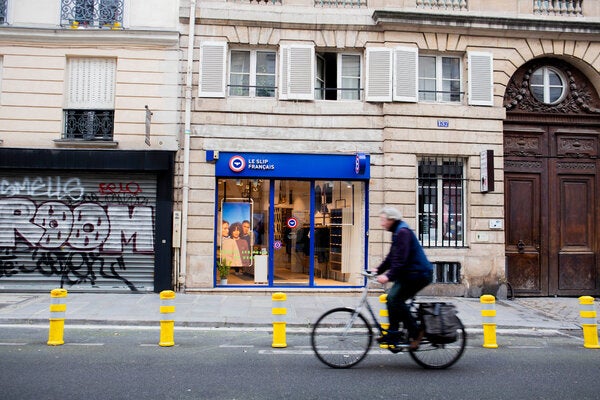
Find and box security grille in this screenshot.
[0,172,157,292]
[432,262,461,284]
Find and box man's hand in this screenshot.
[376,274,389,284]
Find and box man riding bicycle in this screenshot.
[375,206,433,350]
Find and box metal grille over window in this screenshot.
[418,157,466,248]
[432,262,461,284]
[0,0,7,24]
[60,0,124,29]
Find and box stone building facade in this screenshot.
[0,0,180,292]
[177,0,600,297]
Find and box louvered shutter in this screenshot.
[468,51,494,106]
[365,48,392,102]
[199,41,227,98]
[393,46,418,102]
[66,58,116,109]
[284,44,314,101]
[279,46,289,100]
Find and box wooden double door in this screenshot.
[504,124,600,296]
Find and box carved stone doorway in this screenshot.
[504,58,600,296]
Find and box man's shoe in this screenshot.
[377,335,399,347]
[409,330,425,350]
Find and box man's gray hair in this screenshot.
[380,206,403,221]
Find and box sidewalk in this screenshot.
[0,291,590,334]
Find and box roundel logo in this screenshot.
[229,155,246,173]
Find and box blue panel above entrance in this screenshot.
[214,152,370,179]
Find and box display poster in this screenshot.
[220,201,253,268]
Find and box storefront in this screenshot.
[212,151,370,288]
[0,149,175,293]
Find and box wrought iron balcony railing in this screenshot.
[60,0,124,29]
[63,110,114,141]
[0,0,7,25]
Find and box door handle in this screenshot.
[517,240,525,253]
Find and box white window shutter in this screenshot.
[279,45,289,100]
[286,44,314,101]
[199,41,227,98]
[365,48,392,102]
[393,46,418,102]
[67,58,116,109]
[468,51,494,106]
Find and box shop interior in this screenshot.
[216,178,365,287]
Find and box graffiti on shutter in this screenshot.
[0,172,157,292]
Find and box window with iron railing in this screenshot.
[63,57,116,141]
[315,53,362,101]
[534,0,583,16]
[229,50,276,98]
[60,0,124,29]
[419,55,462,103]
[0,0,7,24]
[418,157,466,248]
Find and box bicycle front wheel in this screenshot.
[409,317,467,369]
[310,307,373,369]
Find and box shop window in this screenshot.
[63,57,116,141]
[530,66,566,104]
[229,50,276,98]
[216,178,365,287]
[418,157,466,248]
[419,55,461,102]
[315,53,362,100]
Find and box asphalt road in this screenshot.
[0,325,598,400]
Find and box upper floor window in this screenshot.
[198,42,494,106]
[229,50,276,98]
[0,0,7,25]
[418,157,466,248]
[530,66,566,104]
[419,55,461,102]
[60,0,124,29]
[316,53,361,101]
[63,57,116,141]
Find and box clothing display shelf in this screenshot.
[329,208,352,281]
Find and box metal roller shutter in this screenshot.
[0,172,157,293]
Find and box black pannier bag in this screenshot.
[419,302,460,344]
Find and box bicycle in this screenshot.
[310,271,467,369]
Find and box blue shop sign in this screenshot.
[212,152,370,179]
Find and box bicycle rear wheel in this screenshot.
[311,307,373,369]
[409,317,467,369]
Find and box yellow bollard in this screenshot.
[159,290,176,347]
[47,288,68,346]
[480,294,498,349]
[579,296,600,349]
[272,292,287,348]
[379,294,389,348]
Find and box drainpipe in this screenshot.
[179,0,197,291]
